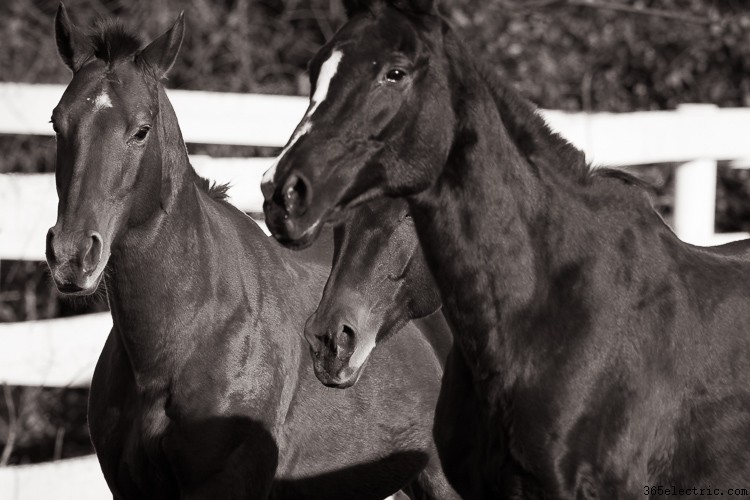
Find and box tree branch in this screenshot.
[570,0,711,24]
[500,0,711,25]
[0,384,17,467]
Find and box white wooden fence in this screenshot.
[1,81,750,498]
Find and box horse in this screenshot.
[304,197,448,387]
[304,197,491,499]
[47,5,457,498]
[260,0,750,497]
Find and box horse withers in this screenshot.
[261,0,750,497]
[47,6,456,498]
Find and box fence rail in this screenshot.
[1,81,750,496]
[0,82,307,147]
[0,455,108,500]
[1,156,271,261]
[3,81,750,388]
[4,82,750,164]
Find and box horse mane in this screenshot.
[88,19,144,66]
[450,30,652,192]
[468,54,588,178]
[194,176,232,201]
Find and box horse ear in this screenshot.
[55,3,90,72]
[137,12,185,79]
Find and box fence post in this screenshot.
[673,158,718,244]
[672,105,719,245]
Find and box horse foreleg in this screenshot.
[433,347,489,499]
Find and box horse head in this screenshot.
[304,198,440,387]
[47,5,184,295]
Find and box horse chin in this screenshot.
[265,206,326,250]
[52,265,105,297]
[321,371,363,389]
[311,354,365,389]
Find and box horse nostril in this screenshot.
[45,228,57,264]
[282,172,312,217]
[336,324,357,357]
[305,324,330,352]
[317,330,336,354]
[82,231,103,274]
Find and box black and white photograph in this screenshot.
[1,0,750,498]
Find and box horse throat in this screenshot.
[156,86,193,214]
[104,90,217,380]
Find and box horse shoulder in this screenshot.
[90,327,174,498]
[434,346,521,498]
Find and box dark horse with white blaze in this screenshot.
[47,5,457,499]
[261,0,750,497]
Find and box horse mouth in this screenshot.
[51,267,105,297]
[274,224,321,250]
[310,348,365,389]
[264,201,328,250]
[57,282,88,294]
[317,370,361,389]
[318,374,357,389]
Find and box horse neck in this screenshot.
[409,35,600,380]
[154,86,194,210]
[103,88,254,382]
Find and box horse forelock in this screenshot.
[89,19,144,67]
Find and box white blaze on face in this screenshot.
[262,49,344,185]
[93,90,113,111]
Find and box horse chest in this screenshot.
[114,394,279,496]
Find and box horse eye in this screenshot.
[385,69,407,83]
[132,126,151,142]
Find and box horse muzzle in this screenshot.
[309,347,365,389]
[304,317,373,388]
[46,227,106,295]
[262,171,329,249]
